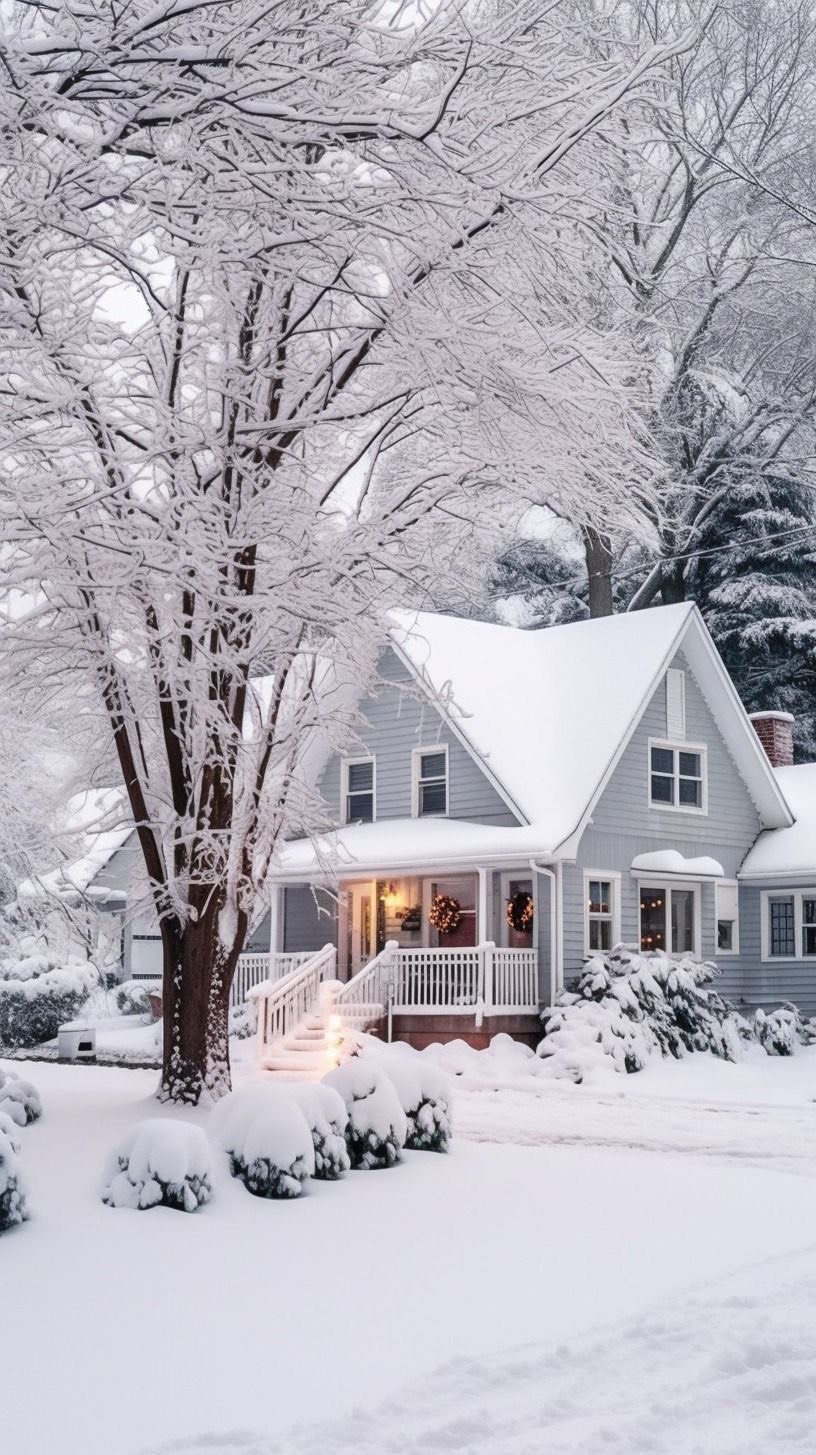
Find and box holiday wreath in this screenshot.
[506,891,534,934]
[429,894,461,935]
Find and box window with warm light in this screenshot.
[587,879,614,952]
[639,883,698,956]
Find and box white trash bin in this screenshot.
[58,1025,97,1062]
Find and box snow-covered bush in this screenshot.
[323,1061,407,1169]
[214,1085,315,1198]
[538,947,744,1082]
[0,953,96,1048]
[228,999,257,1041]
[378,1051,452,1152]
[103,1119,213,1212]
[0,1125,28,1232]
[0,1068,42,1127]
[289,1082,350,1179]
[754,1003,802,1057]
[114,980,153,1017]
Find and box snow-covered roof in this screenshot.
[274,816,556,878]
[388,603,791,854]
[740,765,816,880]
[18,786,132,901]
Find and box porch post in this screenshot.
[477,867,490,945]
[268,887,281,962]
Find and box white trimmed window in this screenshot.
[649,740,707,812]
[638,882,700,957]
[715,880,739,954]
[413,747,448,817]
[584,872,621,955]
[762,890,816,960]
[342,757,375,824]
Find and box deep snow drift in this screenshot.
[5,1050,816,1455]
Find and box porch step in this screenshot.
[260,1002,385,1081]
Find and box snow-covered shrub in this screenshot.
[114,980,153,1017]
[323,1060,407,1169]
[538,947,744,1082]
[0,1068,42,1127]
[103,1119,212,1212]
[214,1085,315,1198]
[378,1051,452,1152]
[289,1082,350,1179]
[0,1125,28,1232]
[754,1003,803,1057]
[0,953,96,1048]
[228,998,257,1041]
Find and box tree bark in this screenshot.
[583,527,615,617]
[659,561,687,604]
[158,902,248,1105]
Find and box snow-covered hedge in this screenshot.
[215,1085,315,1198]
[0,1125,28,1232]
[538,947,745,1082]
[377,1051,452,1152]
[0,954,96,1048]
[754,1003,802,1057]
[114,980,153,1017]
[323,1060,407,1169]
[103,1119,213,1212]
[0,1068,42,1127]
[289,1082,350,1179]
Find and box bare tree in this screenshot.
[0,0,693,1101]
[583,0,816,612]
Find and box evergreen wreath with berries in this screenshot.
[506,891,534,934]
[429,894,461,935]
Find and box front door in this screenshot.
[349,881,377,973]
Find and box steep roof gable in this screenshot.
[390,603,792,854]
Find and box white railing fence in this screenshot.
[336,941,399,1013]
[250,944,337,1049]
[339,942,539,1024]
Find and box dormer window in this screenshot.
[413,747,448,817]
[342,757,375,824]
[649,741,706,813]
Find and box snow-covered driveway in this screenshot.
[3,1053,816,1455]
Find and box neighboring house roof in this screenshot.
[387,602,792,855]
[18,787,132,902]
[740,765,816,881]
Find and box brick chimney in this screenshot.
[749,711,794,768]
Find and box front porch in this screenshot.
[250,936,541,1069]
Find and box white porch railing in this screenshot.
[250,943,336,1049]
[232,949,313,1006]
[336,941,399,1013]
[339,942,539,1025]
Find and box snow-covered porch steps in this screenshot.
[261,1003,385,1080]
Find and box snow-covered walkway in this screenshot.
[3,1052,816,1455]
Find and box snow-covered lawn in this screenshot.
[4,1050,816,1455]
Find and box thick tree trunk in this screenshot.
[158,903,247,1105]
[659,562,687,604]
[583,527,614,617]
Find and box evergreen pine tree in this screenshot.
[686,474,816,761]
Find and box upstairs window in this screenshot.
[649,741,706,812]
[414,747,448,817]
[342,757,375,824]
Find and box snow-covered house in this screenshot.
[69,602,816,1043]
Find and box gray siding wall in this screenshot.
[564,650,762,987]
[316,647,519,827]
[282,886,337,954]
[729,880,816,1015]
